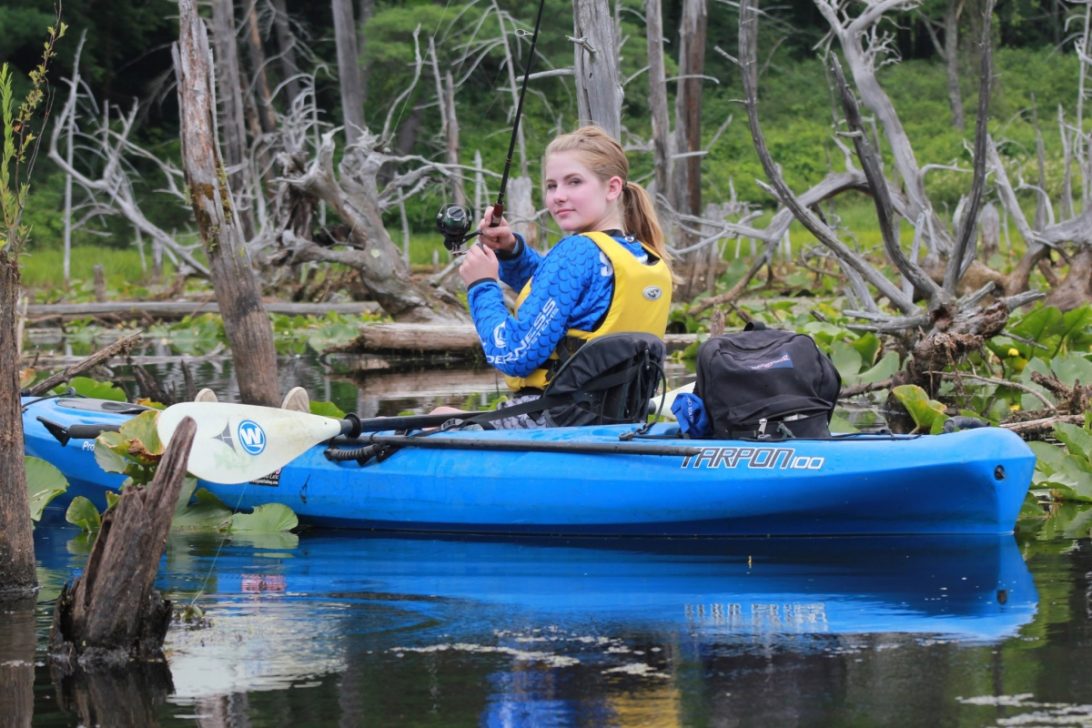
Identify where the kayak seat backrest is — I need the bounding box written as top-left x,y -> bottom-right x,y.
539,332 -> 666,427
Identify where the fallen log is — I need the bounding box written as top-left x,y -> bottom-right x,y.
49,417 -> 196,670
327,323 -> 700,371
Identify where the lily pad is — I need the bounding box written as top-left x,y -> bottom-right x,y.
66,496 -> 103,533
25,456 -> 69,522
891,384 -> 948,434
229,503 -> 298,533
55,376 -> 128,401
170,488 -> 234,531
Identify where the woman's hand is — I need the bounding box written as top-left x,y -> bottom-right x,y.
477,209 -> 516,253
459,242 -> 499,285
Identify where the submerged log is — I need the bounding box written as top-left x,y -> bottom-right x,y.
49,417 -> 196,670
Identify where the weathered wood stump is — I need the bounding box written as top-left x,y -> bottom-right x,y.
49,417 -> 196,670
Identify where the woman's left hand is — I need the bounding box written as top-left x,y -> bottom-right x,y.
458,242 -> 499,285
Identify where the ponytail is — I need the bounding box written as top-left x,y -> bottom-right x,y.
623,181 -> 670,264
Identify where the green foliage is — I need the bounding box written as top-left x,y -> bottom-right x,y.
1029,421 -> 1092,504
65,495 -> 102,533
230,503 -> 298,533
168,489 -> 297,535
1,17 -> 64,252
19,243 -> 180,297
146,314 -> 226,356
53,375 -> 128,401
94,409 -> 163,487
25,455 -> 69,522
309,400 -> 347,419
891,384 -> 949,434
271,312 -> 378,355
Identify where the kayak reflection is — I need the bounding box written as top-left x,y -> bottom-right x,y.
249,534 -> 1036,639
35,529 -> 1037,703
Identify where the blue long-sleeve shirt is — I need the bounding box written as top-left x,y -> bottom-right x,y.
466,232 -> 649,377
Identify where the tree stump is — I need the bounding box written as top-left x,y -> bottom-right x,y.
49,417 -> 197,670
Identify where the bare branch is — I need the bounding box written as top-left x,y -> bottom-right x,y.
829,53 -> 945,305
739,0 -> 916,313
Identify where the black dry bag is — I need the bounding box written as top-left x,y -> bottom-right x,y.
694,322 -> 841,439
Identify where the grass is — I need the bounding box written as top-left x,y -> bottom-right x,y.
18,244 -> 180,301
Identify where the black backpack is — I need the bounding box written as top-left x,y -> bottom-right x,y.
465,332 -> 666,428
694,322 -> 841,439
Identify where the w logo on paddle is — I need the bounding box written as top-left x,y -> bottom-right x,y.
236,419 -> 267,455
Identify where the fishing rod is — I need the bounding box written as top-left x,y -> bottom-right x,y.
436,0 -> 547,252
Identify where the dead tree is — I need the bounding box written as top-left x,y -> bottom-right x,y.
333,0 -> 366,145
0,253 -> 35,598
644,0 -> 718,297
48,8 -> 501,323
738,0 -> 1051,392
175,0 -> 281,406
573,0 -> 623,137
48,86 -> 211,278
920,0 -> 967,130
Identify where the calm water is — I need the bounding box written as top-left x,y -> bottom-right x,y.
4,526 -> 1091,727
10,343 -> 1092,726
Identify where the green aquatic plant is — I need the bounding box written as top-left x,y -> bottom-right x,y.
52,375 -> 128,402
1029,421 -> 1092,504
25,456 -> 68,522
891,384 -> 950,434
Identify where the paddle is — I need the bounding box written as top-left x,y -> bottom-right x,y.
649,380 -> 694,420
157,381 -> 699,484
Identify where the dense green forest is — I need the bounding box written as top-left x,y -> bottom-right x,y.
0,0 -> 1085,248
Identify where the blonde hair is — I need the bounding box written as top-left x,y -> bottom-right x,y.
544,126 -> 669,262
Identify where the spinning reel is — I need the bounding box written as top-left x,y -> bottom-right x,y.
436,204 -> 476,252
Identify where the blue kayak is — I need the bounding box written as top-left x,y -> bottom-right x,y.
22,395 -> 1036,537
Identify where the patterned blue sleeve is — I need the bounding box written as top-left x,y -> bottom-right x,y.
467,235 -> 613,377
496,233 -> 542,291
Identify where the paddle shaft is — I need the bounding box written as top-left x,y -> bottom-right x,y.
346,433 -> 706,457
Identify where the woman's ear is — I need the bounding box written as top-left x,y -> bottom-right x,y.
605,175 -> 625,201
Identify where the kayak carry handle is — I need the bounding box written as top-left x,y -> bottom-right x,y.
38,417 -> 119,447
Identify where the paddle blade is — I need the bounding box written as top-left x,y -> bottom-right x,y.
157,403 -> 344,484
649,381 -> 695,421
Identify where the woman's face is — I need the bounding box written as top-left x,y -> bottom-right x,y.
544,151 -> 623,233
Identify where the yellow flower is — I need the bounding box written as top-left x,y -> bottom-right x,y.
1007,347 -> 1020,358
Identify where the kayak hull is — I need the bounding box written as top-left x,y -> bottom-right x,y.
22,396 -> 1036,537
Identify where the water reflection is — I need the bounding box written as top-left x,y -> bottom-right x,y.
26,528 -> 1038,726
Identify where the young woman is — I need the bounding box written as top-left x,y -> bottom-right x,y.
452,125 -> 672,427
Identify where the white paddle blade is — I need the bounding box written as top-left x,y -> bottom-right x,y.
157,402 -> 344,484
649,381 -> 695,421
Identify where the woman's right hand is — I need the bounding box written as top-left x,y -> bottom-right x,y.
477,209 -> 516,253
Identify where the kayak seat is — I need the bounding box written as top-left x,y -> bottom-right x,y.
466,332 -> 666,428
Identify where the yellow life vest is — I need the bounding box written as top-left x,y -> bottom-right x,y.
504,231 -> 672,391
